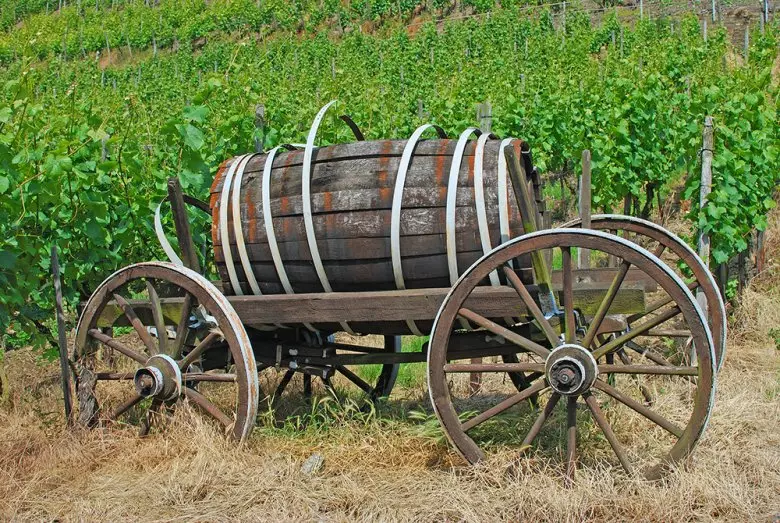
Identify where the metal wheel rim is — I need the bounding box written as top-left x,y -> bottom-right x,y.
74,262 -> 259,441
427,229 -> 716,477
561,214 -> 727,371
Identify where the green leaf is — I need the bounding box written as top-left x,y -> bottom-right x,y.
178,124 -> 205,151
0,176 -> 9,194
183,105 -> 208,124
0,250 -> 17,269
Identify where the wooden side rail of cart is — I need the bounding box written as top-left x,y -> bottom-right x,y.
94,280 -> 647,329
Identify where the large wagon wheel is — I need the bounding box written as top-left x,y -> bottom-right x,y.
73,262 -> 259,441
561,214 -> 726,371
428,229 -> 715,481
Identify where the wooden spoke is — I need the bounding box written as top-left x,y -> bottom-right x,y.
627,281 -> 696,323
583,392 -> 633,474
184,387 -> 233,428
625,341 -> 674,367
565,396 -> 577,486
178,331 -> 221,370
594,380 -> 683,437
582,260 -> 631,348
522,393 -> 561,447
336,366 -> 374,395
457,307 -> 550,359
112,292 -> 158,355
88,329 -> 147,365
172,292 -> 195,359
273,369 -> 295,399
183,373 -> 237,383
96,372 -> 135,380
616,349 -> 654,405
592,306 -> 682,360
462,380 -> 547,432
561,247 -> 576,344
652,243 -> 666,258
443,362 -> 546,374
145,281 -> 167,355
139,398 -> 163,437
598,364 -> 697,376
106,393 -> 144,421
645,329 -> 692,338
503,265 -> 560,347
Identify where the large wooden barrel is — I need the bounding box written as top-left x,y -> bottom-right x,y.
209,137 -> 544,334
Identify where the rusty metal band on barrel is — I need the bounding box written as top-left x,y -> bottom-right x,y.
392,123 -> 447,336
231,153 -> 262,296
473,132 -> 500,286
219,154 -> 251,296
302,101 -> 356,335
219,155 -> 276,330
447,127 -> 481,330
261,143 -> 317,332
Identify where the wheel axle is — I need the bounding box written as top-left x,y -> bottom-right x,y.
545,344 -> 598,396
133,354 -> 182,401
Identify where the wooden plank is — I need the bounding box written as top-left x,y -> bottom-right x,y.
550,267 -> 656,291
253,186 -> 514,218
578,150 -> 592,269
95,284 -> 645,328
216,259 -> 651,290
220,230 -> 517,261
217,252 -> 492,286
212,139 -> 534,196
215,139 -> 525,183
216,206 -> 507,244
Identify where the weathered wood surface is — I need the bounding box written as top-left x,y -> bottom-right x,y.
96,284 -> 645,333
210,138 -> 545,304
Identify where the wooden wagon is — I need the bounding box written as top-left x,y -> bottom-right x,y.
71,102 -> 726,481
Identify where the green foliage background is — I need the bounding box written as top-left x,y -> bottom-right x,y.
0,1 -> 776,345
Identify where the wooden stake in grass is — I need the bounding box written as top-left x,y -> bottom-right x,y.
578,150 -> 592,269
51,245 -> 73,425
695,116 -> 714,365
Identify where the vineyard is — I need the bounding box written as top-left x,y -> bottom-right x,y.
0,1 -> 777,343
0,1 -> 775,346
0,1 -> 778,520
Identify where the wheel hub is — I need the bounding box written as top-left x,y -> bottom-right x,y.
134,354 -> 182,400
545,344 -> 598,396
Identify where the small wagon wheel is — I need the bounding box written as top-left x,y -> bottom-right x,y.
561,214 -> 727,371
428,229 -> 715,481
73,262 -> 259,441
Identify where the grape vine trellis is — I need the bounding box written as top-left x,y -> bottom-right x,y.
0,2 -> 776,347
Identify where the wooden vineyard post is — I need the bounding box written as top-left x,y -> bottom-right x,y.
756,230 -> 766,274
254,104 -> 265,153
476,102 -> 492,134
695,116 -> 714,365
51,245 -> 73,425
578,150 -> 592,269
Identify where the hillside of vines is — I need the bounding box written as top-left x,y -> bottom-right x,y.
0,1 -> 777,345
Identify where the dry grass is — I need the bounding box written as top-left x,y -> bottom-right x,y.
1,213 -> 779,521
